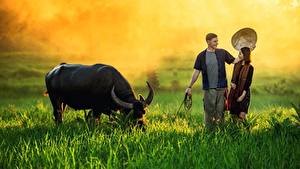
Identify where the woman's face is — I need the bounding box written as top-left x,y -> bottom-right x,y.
241,47 -> 251,61
239,51 -> 244,60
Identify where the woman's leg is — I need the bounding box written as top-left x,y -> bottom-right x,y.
238,90 -> 250,121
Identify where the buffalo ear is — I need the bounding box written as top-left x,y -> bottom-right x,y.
139,94 -> 145,102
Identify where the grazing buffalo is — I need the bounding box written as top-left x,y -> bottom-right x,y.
45,63 -> 154,126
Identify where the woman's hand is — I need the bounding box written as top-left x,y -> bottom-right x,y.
236,96 -> 244,102
231,83 -> 236,89
237,90 -> 246,102
237,95 -> 244,102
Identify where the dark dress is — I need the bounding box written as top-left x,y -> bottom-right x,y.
229,63 -> 254,115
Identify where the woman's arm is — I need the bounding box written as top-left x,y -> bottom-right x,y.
230,63 -> 242,89
237,66 -> 254,102
237,90 -> 247,102
243,66 -> 254,91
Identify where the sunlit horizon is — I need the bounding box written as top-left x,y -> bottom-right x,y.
1,0 -> 300,74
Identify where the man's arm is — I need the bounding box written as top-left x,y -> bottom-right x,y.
186,52 -> 202,95
188,69 -> 200,88
233,52 -> 242,64
224,50 -> 242,64
185,69 -> 200,95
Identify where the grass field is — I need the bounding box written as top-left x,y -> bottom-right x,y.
0,52 -> 299,168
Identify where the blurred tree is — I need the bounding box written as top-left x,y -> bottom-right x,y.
147,69 -> 160,90
171,79 -> 180,91
0,8 -> 27,51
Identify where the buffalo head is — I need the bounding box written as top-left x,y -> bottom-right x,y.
111,81 -> 154,123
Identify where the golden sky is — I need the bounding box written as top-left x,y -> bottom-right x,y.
1,0 -> 300,73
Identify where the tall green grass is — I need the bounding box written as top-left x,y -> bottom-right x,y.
0,99 -> 299,168
0,52 -> 299,168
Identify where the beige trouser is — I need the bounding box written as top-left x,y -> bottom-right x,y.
203,88 -> 225,127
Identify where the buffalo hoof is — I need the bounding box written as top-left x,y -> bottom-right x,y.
86,116 -> 100,127
54,119 -> 63,125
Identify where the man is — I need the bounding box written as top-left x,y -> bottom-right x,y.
185,33 -> 241,128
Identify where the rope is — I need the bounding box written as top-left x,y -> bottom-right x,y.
176,93 -> 192,114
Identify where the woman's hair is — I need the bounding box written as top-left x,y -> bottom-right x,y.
241,47 -> 251,64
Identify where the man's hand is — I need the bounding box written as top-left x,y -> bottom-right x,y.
185,87 -> 192,96
233,52 -> 243,64
233,56 -> 241,64
230,83 -> 236,89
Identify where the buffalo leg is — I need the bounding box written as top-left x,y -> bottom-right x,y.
61,102 -> 67,112
108,110 -> 114,122
93,110 -> 101,124
85,110 -> 93,122
48,93 -> 64,124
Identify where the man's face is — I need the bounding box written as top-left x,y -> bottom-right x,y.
207,37 -> 218,49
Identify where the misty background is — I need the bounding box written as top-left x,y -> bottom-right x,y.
0,0 -> 299,77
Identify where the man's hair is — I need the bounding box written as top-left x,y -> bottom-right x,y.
206,33 -> 218,41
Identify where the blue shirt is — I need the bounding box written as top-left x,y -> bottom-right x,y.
193,48 -> 235,90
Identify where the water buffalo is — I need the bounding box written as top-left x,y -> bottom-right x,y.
45,63 -> 154,125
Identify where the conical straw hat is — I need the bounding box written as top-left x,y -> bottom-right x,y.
231,27 -> 257,51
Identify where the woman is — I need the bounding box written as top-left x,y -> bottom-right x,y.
228,47 -> 254,120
